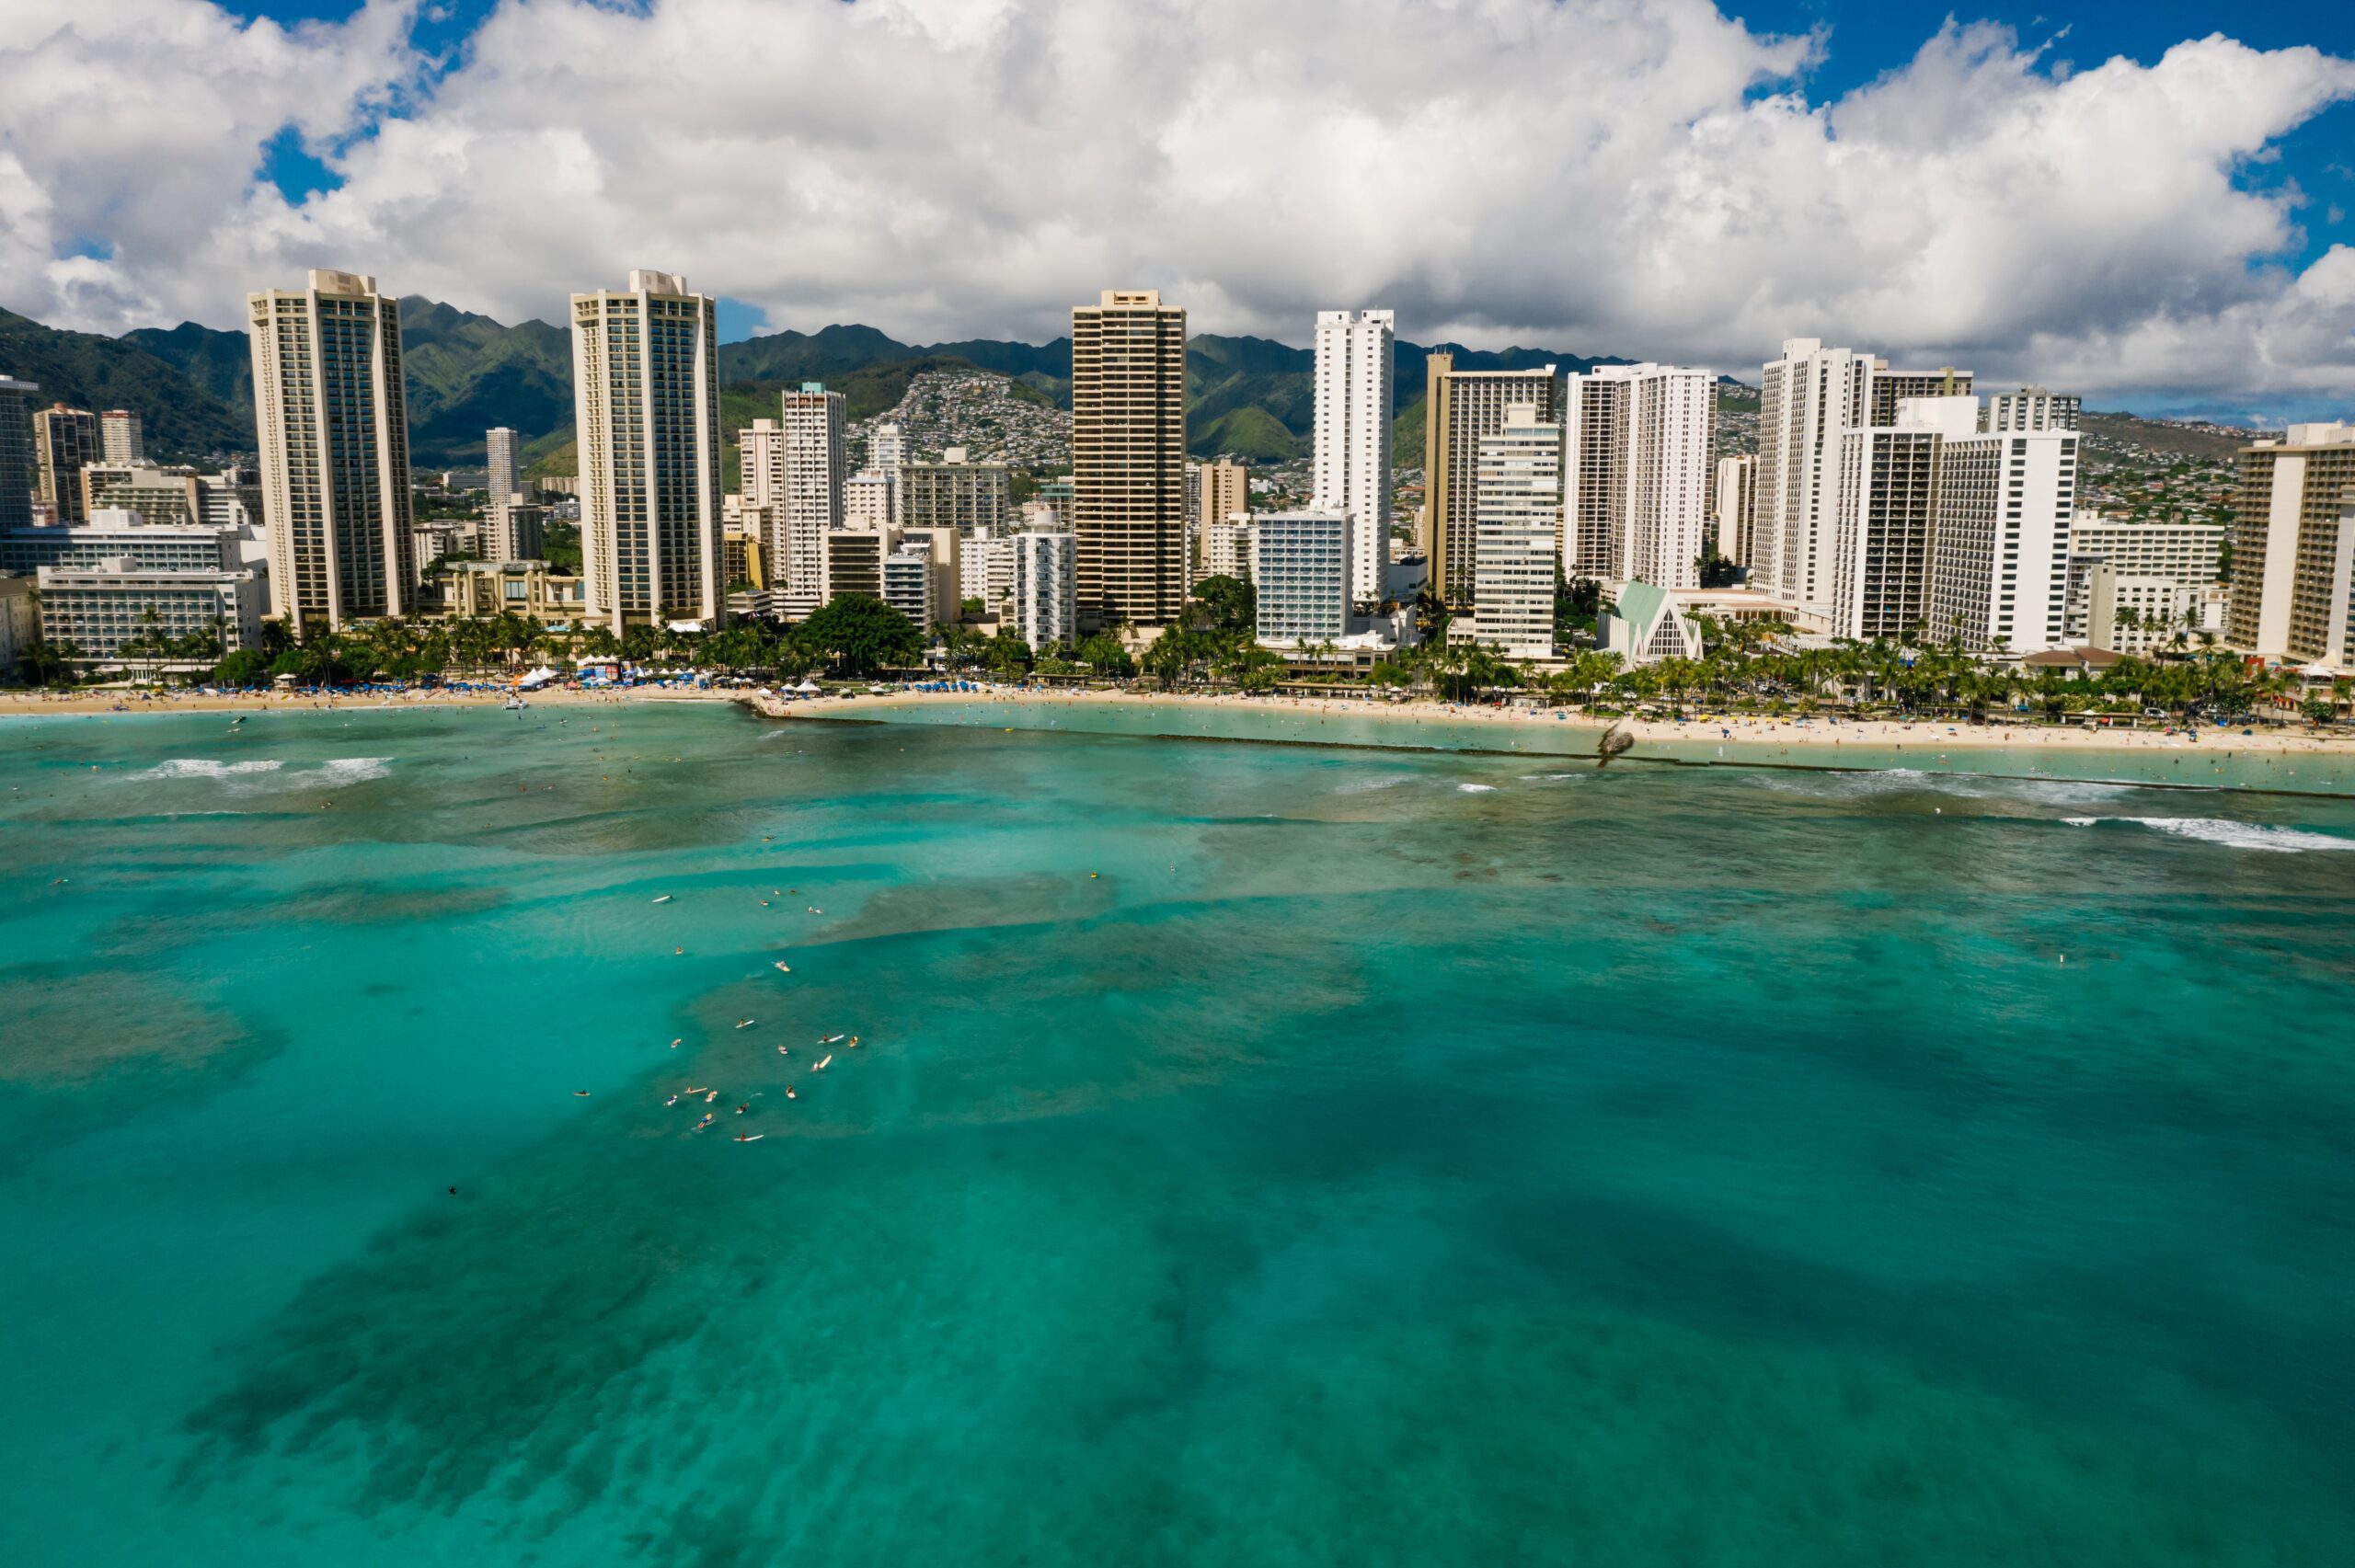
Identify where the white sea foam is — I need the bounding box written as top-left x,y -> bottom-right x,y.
1333,774 -> 1408,795
141,756 -> 388,788
145,759 -> 282,780
1457,783 -> 1499,794
2062,817 -> 2355,853
308,757 -> 391,785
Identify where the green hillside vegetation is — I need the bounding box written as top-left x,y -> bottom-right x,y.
1192,406 -> 1302,462
0,304 -> 248,458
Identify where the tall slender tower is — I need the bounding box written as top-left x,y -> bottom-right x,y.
570,269 -> 722,634
1422,355 -> 1556,607
1071,289 -> 1188,630
775,384 -> 845,615
486,427 -> 519,503
33,404 -> 98,523
1312,309 -> 1395,603
0,375 -> 38,530
247,270 -> 417,629
1754,338 -> 1873,612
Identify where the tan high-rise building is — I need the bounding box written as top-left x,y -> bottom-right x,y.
569,269 -> 722,633
1199,460 -> 1248,544
1422,354 -> 1556,606
1714,454 -> 1757,566
33,404 -> 98,523
2226,421 -> 2355,663
1071,290 -> 1188,629
247,269 -> 418,628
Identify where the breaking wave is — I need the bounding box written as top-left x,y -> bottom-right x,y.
2061,817 -> 2355,853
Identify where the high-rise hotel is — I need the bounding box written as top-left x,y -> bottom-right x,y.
1561,363 -> 1716,589
247,269 -> 418,628
1312,309 -> 1395,603
570,269 -> 723,633
1071,290 -> 1189,630
1422,355 -> 1556,607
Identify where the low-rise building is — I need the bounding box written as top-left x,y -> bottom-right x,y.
1599,578 -> 1705,666
1012,530 -> 1075,651
821,528 -> 889,603
37,555 -> 264,668
2,509 -> 245,575
438,559 -> 588,622
1253,509 -> 1351,645
2063,519 -> 2224,654
901,448 -> 1008,534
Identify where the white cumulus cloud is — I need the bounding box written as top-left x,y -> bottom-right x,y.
0,0 -> 2351,409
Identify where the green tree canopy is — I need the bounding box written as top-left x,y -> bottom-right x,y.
1189,574 -> 1256,633
801,593 -> 925,676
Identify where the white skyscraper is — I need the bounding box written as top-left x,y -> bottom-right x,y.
1562,363 -> 1717,589
1928,426 -> 2080,654
773,384 -> 845,615
1312,309 -> 1395,602
869,422 -> 906,475
569,269 -> 722,633
1830,395 -> 1979,642
1755,338 -> 1874,612
487,427 -> 519,503
247,269 -> 418,628
1012,529 -> 1076,651
1467,405 -> 1561,659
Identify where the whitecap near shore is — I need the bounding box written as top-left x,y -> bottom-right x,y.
2062,817 -> 2355,852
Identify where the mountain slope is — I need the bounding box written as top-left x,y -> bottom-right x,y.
1,305 -> 249,459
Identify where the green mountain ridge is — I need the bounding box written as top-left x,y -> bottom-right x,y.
15,298 -> 2252,478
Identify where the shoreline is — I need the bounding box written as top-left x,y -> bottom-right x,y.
12,681 -> 2354,765
774,687 -> 2355,760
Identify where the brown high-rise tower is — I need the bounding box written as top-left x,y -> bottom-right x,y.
1071,290 -> 1188,630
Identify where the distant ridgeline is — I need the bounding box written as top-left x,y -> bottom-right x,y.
0,296 -> 2261,473
1,297 -> 1626,471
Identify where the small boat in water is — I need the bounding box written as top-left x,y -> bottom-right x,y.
651,895 -> 673,905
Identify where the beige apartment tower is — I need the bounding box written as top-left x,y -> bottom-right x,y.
1199,460 -> 1249,541
570,269 -> 723,633
2227,422 -> 2355,663
247,269 -> 418,628
1422,354 -> 1557,606
1071,290 -> 1189,629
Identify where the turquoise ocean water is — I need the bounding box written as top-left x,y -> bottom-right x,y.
3,699 -> 2353,1566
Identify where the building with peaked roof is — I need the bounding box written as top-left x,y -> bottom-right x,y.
1599,579 -> 1705,666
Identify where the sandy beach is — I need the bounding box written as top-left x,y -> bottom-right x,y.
13,680 -> 2354,760
784,686 -> 2355,759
